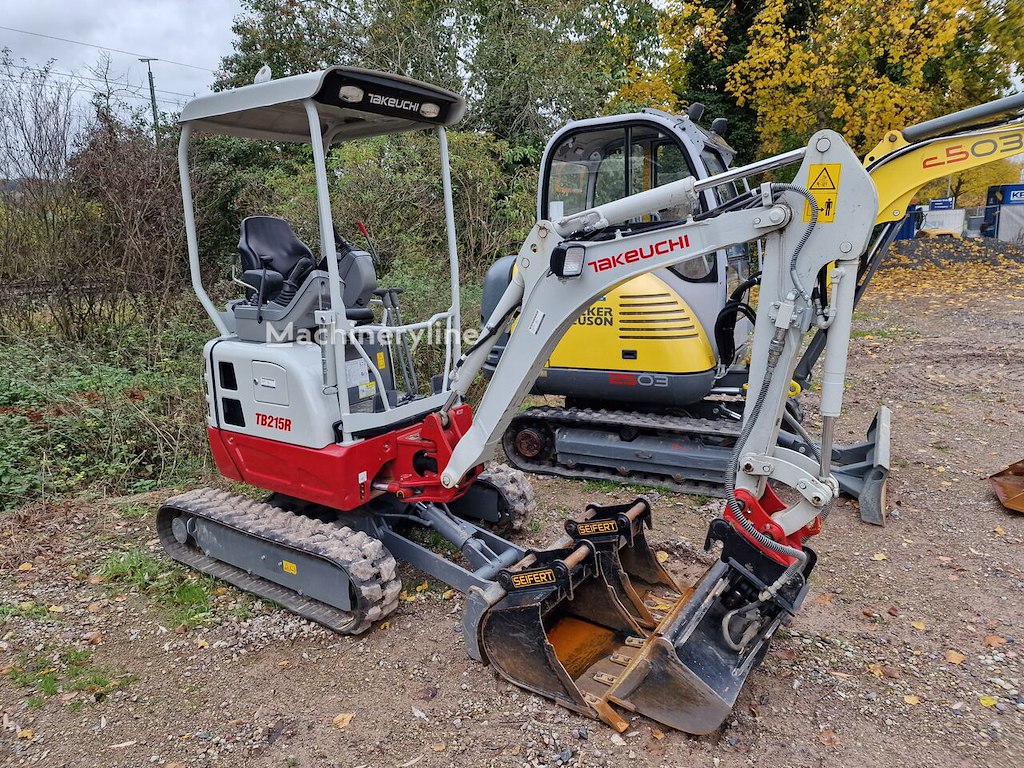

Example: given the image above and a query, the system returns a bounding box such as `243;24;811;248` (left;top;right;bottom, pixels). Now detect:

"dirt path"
2;247;1023;768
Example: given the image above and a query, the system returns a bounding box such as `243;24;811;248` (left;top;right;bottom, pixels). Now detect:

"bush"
0;305;211;510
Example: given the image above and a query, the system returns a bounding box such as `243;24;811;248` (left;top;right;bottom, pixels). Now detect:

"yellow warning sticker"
803;163;842;223
376;351;386;369
282;560;297;575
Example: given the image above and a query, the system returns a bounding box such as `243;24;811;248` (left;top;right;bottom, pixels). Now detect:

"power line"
0;24;217;74
0;75;188;109
4;61;197;98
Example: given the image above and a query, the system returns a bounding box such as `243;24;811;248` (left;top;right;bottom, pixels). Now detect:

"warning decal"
803;163;842;223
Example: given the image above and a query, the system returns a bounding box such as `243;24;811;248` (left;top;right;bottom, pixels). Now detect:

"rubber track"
505;406;743;497
158;488;401;635
475;463;537;532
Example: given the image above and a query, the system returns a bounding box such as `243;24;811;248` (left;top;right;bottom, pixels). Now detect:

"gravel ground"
1;239;1023;768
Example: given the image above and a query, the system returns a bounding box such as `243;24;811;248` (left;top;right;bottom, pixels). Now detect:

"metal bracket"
739;446;836;535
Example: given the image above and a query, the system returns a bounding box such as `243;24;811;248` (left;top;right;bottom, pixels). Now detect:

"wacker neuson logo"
368;93;420;112
589;234;691;273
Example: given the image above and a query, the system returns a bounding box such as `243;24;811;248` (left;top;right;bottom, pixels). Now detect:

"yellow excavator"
484;99;1024;525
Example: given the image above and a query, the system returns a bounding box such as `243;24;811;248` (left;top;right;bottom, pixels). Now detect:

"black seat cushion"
238;216;314;276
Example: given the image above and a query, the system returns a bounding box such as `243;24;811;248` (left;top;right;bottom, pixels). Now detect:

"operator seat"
237;216;316;306
236;216;377;323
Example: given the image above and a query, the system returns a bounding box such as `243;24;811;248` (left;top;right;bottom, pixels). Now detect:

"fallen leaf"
868;663;884;677
212;587;229;596
17;562;33;572
818;729;841;747
399;591;416;603
881;665;901;679
83;631;103;646
332;712;354;729
651;728;665;740
86;602;103;614
993;525;1006;536
507;745;521;756
871;553;888;561
276;660;290;668
430;744;446;752
911;620;926;631
17;729;33;739
655;550;669;564
196;638;209;649
983;634;1007;647
774;648;798;661
379;621;391;630
441;589;455;600
979;695;998;708
415;581;429;593
945;650;966;665
47;605;65;613
903;695;920;705
88;574;103;585
887;606;900;617
59;693;77;702
813;592;833;606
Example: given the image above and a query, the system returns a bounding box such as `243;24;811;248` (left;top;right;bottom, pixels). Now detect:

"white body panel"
206;338;342;449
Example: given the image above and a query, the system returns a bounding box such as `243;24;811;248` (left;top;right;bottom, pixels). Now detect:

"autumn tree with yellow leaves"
726;0;1024;154
616;1;1024;161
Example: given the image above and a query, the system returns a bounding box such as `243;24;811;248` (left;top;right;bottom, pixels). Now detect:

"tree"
217;0;661;152
918;159;1022;208
727;0;1024;154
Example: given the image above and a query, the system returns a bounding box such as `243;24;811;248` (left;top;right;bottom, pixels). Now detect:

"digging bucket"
475;501;814;734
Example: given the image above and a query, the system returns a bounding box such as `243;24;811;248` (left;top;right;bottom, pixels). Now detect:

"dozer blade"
476;504;814;735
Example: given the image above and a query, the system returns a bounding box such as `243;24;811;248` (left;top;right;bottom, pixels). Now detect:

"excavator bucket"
990;460;1024;513
474;501;814;734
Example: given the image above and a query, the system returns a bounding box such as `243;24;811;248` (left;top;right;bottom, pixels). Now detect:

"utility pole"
139;58;159;143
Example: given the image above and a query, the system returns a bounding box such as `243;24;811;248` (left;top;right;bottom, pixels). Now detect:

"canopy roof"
179;66;466;143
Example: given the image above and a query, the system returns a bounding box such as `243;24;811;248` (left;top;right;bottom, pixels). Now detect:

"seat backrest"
238;216;314;276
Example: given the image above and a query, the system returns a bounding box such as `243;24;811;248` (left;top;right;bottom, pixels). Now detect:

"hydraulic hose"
769;183;818;303
724;340;809;602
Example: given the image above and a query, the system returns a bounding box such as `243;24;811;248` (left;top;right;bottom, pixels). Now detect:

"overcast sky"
1;0;242;113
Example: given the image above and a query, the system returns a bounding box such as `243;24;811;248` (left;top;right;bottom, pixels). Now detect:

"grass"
115;502;153;520
6;647;137;704
99;547;223;627
0;601;62;623
850;325;915;341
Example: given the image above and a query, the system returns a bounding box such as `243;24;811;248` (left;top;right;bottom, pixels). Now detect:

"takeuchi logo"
589;234;691;273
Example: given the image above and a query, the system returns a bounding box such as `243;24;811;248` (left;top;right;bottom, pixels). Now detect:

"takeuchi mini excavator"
483;98;1024;526
161;67;1024;734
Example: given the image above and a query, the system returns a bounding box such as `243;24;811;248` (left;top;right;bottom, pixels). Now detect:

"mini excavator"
485;98;1024;525
160;68;1024;734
